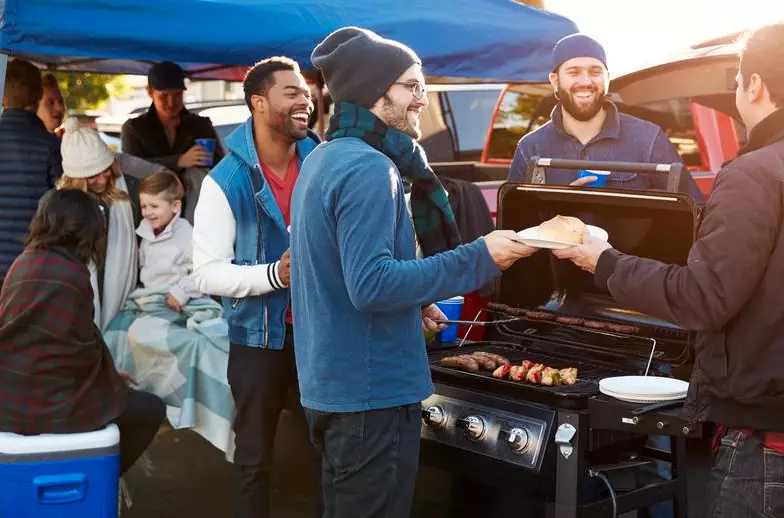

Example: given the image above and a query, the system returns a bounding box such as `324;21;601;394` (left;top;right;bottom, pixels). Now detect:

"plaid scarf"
326;101;461;256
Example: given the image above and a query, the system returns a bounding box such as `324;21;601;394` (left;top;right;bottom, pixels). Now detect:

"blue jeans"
305;404;421;518
702;429;784;517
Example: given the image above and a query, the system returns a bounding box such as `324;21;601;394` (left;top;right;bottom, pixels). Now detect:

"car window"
619;99;703;168
214;123;241;147
485;91;550;161
419;88;501;162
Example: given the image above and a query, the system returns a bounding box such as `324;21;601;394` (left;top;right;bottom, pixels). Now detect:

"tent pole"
0;54;7;108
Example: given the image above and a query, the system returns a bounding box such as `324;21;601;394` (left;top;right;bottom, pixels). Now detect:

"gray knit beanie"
311;27;421;108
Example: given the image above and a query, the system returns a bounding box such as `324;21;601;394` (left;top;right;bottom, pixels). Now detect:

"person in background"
508;33;705;205
0;58;61;289
552;23;784;518
121;61;224;222
55;118;140;331
37;73;66;137
192;56;321;518
0;189;165;475
510;35;703;517
291;27;539;518
137;170;199;313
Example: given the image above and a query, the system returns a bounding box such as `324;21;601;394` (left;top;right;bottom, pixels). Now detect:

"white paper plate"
599;376;688;398
598;388;686;404
516;224;609;250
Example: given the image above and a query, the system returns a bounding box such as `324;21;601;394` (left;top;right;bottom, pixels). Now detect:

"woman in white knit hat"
57;117;141;331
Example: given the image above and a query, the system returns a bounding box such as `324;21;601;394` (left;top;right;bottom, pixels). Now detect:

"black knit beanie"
311;27;421;108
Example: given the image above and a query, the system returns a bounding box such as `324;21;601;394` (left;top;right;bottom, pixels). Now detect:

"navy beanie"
312;27;421;108
148;61;186;90
552;34;607;72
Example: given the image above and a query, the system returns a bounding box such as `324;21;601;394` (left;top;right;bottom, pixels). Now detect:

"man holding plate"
553;24;784;518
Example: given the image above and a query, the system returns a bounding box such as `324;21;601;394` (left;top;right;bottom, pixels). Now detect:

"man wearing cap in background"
121;61;224;222
291;27;538;517
508;33;704;204
0;59;61;290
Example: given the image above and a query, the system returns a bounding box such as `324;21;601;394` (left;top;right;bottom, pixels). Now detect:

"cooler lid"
0;424;119;455
495;182;699;363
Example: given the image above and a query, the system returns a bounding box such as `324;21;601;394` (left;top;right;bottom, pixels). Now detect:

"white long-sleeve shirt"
191;176;285;298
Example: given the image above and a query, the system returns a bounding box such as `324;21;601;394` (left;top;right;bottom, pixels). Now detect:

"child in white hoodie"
137;171;200;312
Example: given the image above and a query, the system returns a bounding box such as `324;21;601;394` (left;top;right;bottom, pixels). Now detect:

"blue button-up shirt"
508;102;705;204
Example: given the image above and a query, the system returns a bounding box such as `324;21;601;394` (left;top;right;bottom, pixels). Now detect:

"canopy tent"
0;0;577;83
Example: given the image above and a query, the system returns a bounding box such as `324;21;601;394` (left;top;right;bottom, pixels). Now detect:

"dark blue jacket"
509;101;705;204
0;109;61;281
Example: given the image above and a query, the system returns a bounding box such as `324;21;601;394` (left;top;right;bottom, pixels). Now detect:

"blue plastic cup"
577;169;611;187
195;138;216;167
435;296;465;343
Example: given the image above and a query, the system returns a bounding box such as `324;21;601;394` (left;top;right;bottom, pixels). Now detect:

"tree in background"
51;71;129;111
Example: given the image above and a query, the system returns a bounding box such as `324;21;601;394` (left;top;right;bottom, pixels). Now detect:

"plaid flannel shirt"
0;247;127;435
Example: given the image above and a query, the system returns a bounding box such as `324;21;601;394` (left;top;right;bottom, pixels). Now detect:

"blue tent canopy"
0;0;577;82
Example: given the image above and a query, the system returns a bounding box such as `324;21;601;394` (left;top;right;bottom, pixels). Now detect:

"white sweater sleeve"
192;176;285;298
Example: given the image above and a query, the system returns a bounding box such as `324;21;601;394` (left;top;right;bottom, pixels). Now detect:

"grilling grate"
429;343;630;398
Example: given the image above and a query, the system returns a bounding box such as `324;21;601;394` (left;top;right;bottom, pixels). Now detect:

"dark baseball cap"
148;61;186;91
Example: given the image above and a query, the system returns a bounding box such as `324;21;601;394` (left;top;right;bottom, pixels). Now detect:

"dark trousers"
114;389;166;475
305;404;421;518
701;429;784;517
228;325;320;518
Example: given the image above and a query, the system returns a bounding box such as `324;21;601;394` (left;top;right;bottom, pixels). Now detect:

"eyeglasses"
393;81;426;100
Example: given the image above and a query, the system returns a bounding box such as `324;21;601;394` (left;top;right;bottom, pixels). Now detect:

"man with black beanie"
290;27;537;518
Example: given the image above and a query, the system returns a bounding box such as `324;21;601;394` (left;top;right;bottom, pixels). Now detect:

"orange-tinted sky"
547;0;784;74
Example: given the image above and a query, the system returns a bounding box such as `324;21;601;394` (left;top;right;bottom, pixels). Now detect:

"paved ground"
122;411;318;518
119;409;711;518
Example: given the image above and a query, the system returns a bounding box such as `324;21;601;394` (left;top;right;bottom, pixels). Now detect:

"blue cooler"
0;424;120;517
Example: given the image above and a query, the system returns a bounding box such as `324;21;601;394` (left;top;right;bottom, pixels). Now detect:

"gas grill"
417;160;704;518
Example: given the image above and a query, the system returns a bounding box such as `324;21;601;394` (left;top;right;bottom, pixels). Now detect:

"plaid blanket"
327;101;462;256
104;287;235;460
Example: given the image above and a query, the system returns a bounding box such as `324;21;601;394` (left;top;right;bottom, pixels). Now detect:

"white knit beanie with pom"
61;117;116;178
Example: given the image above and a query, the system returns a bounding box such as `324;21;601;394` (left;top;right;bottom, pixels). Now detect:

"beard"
378;95;420;139
268;106;309;142
558;84;605;122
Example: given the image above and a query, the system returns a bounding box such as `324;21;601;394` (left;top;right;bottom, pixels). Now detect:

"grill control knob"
457;416;487;441
421;405;447;429
505;427;530;453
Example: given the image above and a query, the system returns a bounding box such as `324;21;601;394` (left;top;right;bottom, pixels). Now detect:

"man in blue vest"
0;59;62;288
192;56;319;518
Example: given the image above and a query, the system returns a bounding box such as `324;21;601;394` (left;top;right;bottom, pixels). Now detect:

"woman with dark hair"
0;189;166;475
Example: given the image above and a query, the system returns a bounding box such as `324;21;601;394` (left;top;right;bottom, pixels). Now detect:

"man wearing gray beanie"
290;27;537;517
507;33;704;206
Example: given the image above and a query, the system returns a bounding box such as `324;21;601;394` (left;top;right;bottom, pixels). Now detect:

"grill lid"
495;182;699;364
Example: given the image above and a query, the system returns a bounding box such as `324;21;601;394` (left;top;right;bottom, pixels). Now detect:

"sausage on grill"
584;320;609;330
466;354;496;371
605;323;640;334
525;311;556;321
440;356;480;373
472;351;510;366
556;316;585;326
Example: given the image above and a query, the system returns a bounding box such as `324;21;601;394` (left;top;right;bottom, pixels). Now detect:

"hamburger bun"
537;215;586;244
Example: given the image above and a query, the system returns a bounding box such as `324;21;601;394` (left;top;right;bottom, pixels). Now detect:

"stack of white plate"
599;376;688;404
